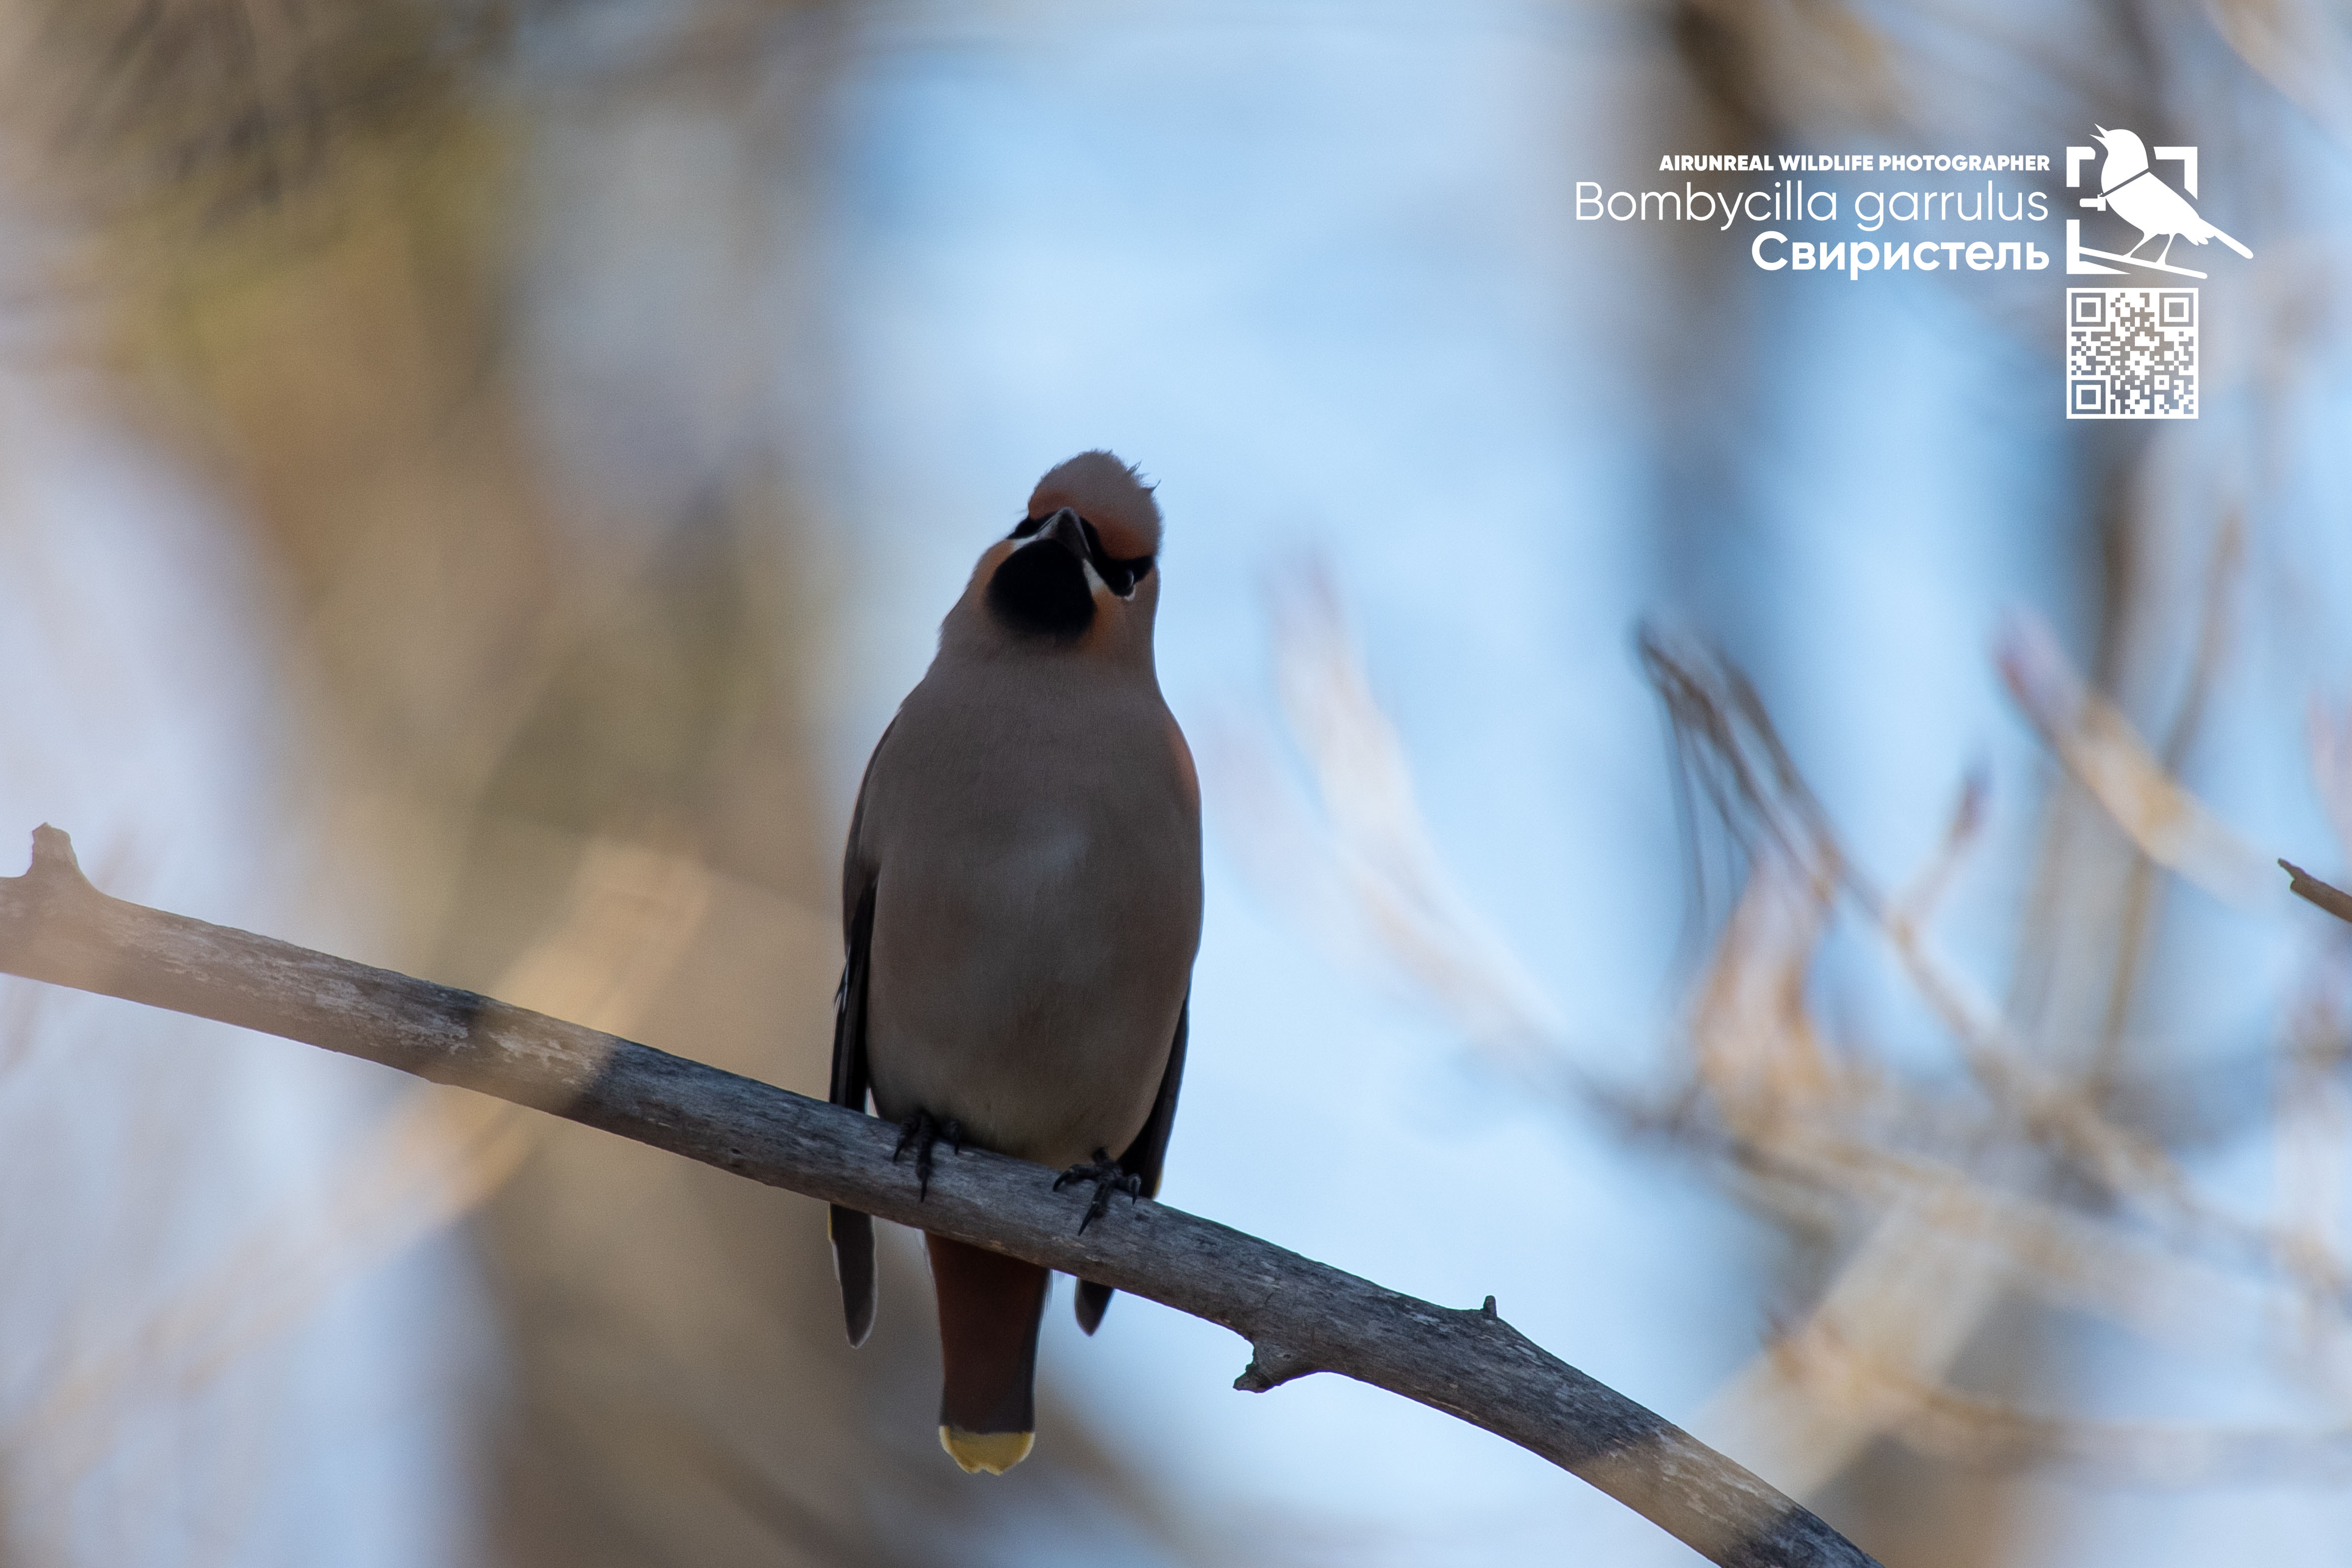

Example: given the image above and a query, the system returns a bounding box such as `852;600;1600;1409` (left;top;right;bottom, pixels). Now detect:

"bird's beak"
1034;507;1090;563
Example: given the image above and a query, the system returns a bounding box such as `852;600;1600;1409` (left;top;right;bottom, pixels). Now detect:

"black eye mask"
987;536;1093;639
1007;514;1155;599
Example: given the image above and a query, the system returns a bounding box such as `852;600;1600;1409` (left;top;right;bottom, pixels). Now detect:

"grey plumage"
827;452;1203;1473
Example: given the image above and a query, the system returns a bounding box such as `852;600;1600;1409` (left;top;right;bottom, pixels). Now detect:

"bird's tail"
2210;223;2253;258
927;1235;1049;1473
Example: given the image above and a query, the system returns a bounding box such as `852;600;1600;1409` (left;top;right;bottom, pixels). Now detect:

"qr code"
2066;289;2196;419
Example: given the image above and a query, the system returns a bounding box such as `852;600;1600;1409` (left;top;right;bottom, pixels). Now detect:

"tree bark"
0;825;1879;1568
2282;860;2352;927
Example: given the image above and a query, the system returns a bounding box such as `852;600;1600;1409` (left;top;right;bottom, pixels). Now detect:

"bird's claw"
1053;1148;1141;1233
892;1111;964;1199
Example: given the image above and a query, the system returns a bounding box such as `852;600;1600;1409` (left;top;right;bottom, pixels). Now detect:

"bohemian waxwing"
827;451;1203;1475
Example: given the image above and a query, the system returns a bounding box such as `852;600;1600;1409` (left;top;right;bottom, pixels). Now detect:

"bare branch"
2282;860;2352;928
0;825;1880;1568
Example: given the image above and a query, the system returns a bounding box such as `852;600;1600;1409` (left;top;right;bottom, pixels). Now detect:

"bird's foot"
893;1111;964;1199
1053;1149;1141;1233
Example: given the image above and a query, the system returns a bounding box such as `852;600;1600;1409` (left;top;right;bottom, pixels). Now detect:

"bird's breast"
855;684;1202;1168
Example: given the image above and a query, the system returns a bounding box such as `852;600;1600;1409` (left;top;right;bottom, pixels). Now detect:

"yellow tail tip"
940;1425;1034;1475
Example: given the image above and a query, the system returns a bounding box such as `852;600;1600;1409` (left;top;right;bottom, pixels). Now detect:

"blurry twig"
2092;515;2242;1080
1647;628;2191;1207
1212;569;1579;1101
2;830;716;1552
1884;768;1988;944
1225;581;2352;1505
1657;620;2352;1494
2205;0;2352;153
5;1087;530;1552
1997;610;2272;909
0;825;1883;1568
1869;1349;2352;1485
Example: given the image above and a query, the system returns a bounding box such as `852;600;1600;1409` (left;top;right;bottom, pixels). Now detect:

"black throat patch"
986;541;1096;640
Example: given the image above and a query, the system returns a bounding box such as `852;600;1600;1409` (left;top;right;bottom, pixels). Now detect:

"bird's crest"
1028;451;1161;560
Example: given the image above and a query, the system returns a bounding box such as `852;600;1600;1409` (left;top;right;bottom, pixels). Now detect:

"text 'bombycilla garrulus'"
828;452;1203;1475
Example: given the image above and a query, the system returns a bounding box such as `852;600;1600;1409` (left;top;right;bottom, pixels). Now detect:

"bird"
825;451;1203;1476
2081;126;2252;268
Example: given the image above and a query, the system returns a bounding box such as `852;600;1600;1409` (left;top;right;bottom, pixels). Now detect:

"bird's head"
2093;126;2149;168
949;451;1164;662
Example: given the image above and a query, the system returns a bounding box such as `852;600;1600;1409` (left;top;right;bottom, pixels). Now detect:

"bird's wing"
828;878;879;1346
1075;994;1188;1336
1118;993;1188;1200
828;718;896;1348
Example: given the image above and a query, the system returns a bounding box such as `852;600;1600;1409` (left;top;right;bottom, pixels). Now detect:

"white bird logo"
2080;126;2252;270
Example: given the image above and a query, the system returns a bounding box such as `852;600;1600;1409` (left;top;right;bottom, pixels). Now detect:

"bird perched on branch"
827;451;1202;1475
2081;125;2252;267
